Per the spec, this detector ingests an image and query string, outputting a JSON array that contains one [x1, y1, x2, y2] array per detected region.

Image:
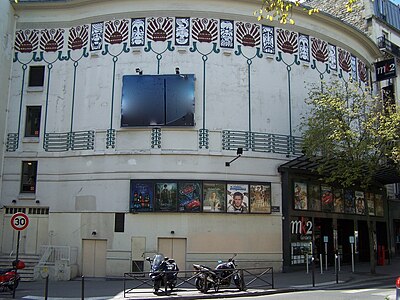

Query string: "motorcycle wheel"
[[153, 280, 160, 293], [194, 277, 209, 293], [234, 275, 246, 291]]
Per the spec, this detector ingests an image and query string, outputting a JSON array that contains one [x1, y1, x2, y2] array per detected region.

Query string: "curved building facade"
[[0, 0, 384, 278]]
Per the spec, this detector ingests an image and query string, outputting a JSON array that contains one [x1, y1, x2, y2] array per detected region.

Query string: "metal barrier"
[[123, 266, 274, 297]]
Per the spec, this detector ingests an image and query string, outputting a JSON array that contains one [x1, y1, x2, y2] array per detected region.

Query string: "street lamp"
[[225, 148, 243, 167]]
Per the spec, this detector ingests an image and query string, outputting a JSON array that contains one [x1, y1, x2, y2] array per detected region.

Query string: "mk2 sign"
[[375, 58, 397, 81]]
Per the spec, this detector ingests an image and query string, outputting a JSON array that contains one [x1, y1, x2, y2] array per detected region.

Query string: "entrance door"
[[2, 214, 48, 255], [82, 239, 107, 277], [337, 219, 354, 263], [357, 220, 370, 262], [131, 237, 146, 272], [158, 238, 186, 272]]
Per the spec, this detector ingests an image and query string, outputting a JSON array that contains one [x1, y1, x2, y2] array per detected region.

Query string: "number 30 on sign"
[[11, 212, 29, 231]]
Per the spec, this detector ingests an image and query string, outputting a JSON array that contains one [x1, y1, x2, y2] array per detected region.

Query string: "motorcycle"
[[0, 259, 25, 292], [193, 254, 245, 293], [146, 254, 179, 294]]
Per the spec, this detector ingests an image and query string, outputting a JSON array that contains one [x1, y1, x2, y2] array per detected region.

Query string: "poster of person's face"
[[130, 181, 153, 212], [294, 182, 307, 210], [375, 194, 384, 217], [177, 182, 201, 213], [155, 182, 177, 212], [344, 189, 355, 214], [333, 189, 344, 213], [308, 183, 321, 211], [203, 182, 226, 212], [366, 192, 375, 216], [321, 185, 333, 212], [227, 183, 249, 213], [249, 183, 271, 213], [355, 191, 365, 215]]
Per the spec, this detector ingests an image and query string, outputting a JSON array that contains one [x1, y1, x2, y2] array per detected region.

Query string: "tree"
[[301, 80, 400, 273], [255, 0, 361, 24]]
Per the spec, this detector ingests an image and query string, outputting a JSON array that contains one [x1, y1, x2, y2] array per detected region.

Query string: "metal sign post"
[[10, 213, 29, 299], [323, 236, 328, 270], [349, 236, 355, 273]]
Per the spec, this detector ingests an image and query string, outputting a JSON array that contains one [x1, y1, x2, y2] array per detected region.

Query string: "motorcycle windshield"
[[152, 254, 165, 270]]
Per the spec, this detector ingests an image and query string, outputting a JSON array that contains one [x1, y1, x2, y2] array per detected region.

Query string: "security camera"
[[91, 230, 97, 236]]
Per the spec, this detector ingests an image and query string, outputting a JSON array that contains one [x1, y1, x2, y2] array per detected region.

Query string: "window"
[[25, 106, 41, 137], [114, 213, 125, 232], [20, 161, 37, 193], [28, 66, 45, 87]]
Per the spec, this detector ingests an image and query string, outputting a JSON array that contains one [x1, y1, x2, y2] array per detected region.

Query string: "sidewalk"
[[8, 257, 400, 300]]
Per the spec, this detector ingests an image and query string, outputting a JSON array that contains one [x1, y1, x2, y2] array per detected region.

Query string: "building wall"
[[1, 0, 381, 276]]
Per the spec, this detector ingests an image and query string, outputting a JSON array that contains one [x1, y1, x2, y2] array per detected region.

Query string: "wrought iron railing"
[[44, 130, 94, 152]]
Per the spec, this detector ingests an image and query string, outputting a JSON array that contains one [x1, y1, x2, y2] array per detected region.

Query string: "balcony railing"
[[378, 36, 400, 58]]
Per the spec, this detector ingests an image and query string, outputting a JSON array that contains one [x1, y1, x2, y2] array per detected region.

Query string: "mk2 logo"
[[291, 217, 312, 235]]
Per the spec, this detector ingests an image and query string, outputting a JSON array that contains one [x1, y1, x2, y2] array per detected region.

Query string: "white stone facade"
[[0, 0, 381, 277]]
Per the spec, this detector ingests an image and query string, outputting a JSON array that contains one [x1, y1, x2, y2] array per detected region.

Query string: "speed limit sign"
[[10, 212, 29, 231]]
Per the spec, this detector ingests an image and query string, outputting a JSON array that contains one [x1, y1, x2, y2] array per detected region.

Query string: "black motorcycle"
[[193, 254, 245, 293], [146, 254, 179, 294]]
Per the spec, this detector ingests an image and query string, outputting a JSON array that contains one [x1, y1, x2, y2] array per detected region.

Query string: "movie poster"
[[294, 182, 308, 210], [344, 189, 355, 214], [177, 182, 201, 213], [227, 183, 249, 213], [249, 183, 271, 213], [366, 192, 375, 216], [333, 189, 344, 213], [355, 191, 365, 215], [203, 182, 226, 212], [130, 181, 153, 212], [155, 182, 177, 212], [375, 194, 384, 217], [321, 185, 333, 212], [308, 183, 321, 211]]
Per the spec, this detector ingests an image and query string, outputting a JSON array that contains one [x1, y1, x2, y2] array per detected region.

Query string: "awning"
[[278, 155, 400, 185]]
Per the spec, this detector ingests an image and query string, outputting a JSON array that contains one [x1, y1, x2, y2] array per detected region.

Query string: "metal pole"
[[311, 256, 315, 287], [335, 253, 339, 284], [338, 252, 341, 272], [81, 275, 84, 300], [324, 243, 328, 270], [351, 243, 355, 273], [12, 231, 21, 299], [306, 253, 309, 274], [44, 275, 49, 300], [320, 253, 323, 274]]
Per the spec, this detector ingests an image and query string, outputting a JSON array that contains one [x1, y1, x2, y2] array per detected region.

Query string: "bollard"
[[396, 277, 400, 300], [81, 275, 85, 300], [44, 275, 49, 300], [311, 256, 315, 287], [320, 253, 323, 274], [335, 253, 339, 284], [306, 253, 309, 274]]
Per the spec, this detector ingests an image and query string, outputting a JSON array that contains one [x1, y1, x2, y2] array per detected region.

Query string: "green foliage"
[[254, 0, 362, 24], [301, 80, 400, 188]]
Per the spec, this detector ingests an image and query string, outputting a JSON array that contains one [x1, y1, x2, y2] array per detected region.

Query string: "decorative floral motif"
[[40, 28, 65, 52], [236, 22, 260, 47], [220, 19, 234, 48], [311, 37, 328, 63], [175, 17, 190, 46], [147, 17, 173, 42], [262, 25, 275, 54], [298, 34, 310, 62], [338, 48, 351, 73], [192, 18, 218, 43], [90, 22, 104, 51], [14, 29, 39, 53], [328, 44, 337, 71], [131, 18, 145, 46], [68, 25, 89, 50], [358, 60, 368, 82], [104, 19, 129, 44], [351, 55, 357, 80], [276, 29, 298, 54]]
